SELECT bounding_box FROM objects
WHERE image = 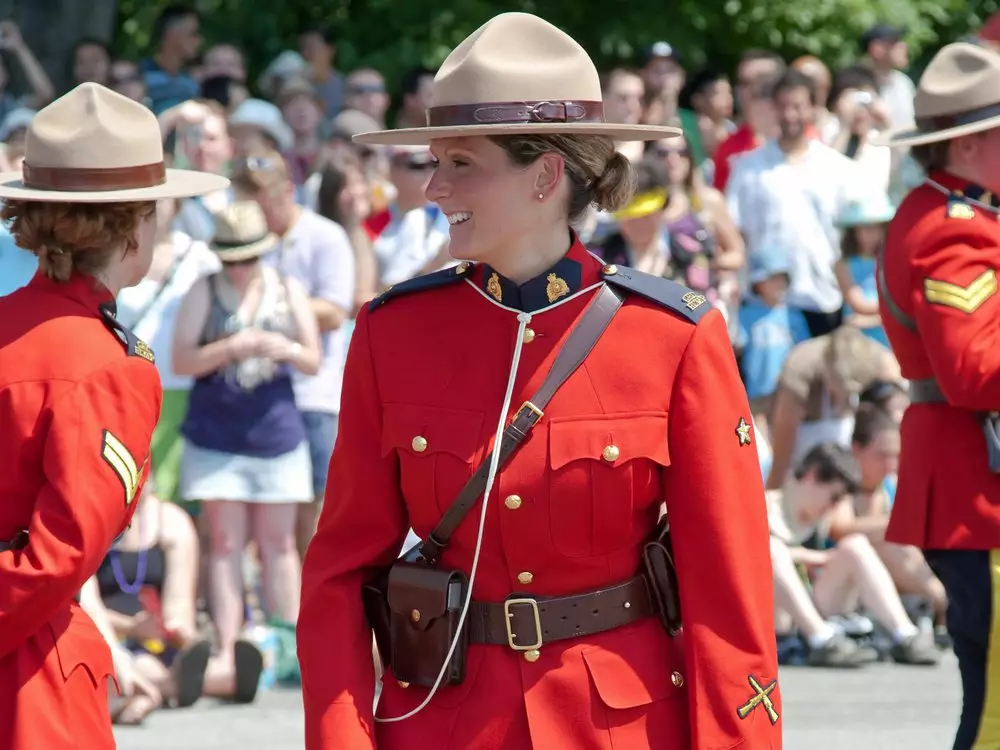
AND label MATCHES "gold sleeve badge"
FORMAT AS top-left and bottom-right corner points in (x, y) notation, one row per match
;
(101, 430), (140, 506)
(923, 269), (997, 314)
